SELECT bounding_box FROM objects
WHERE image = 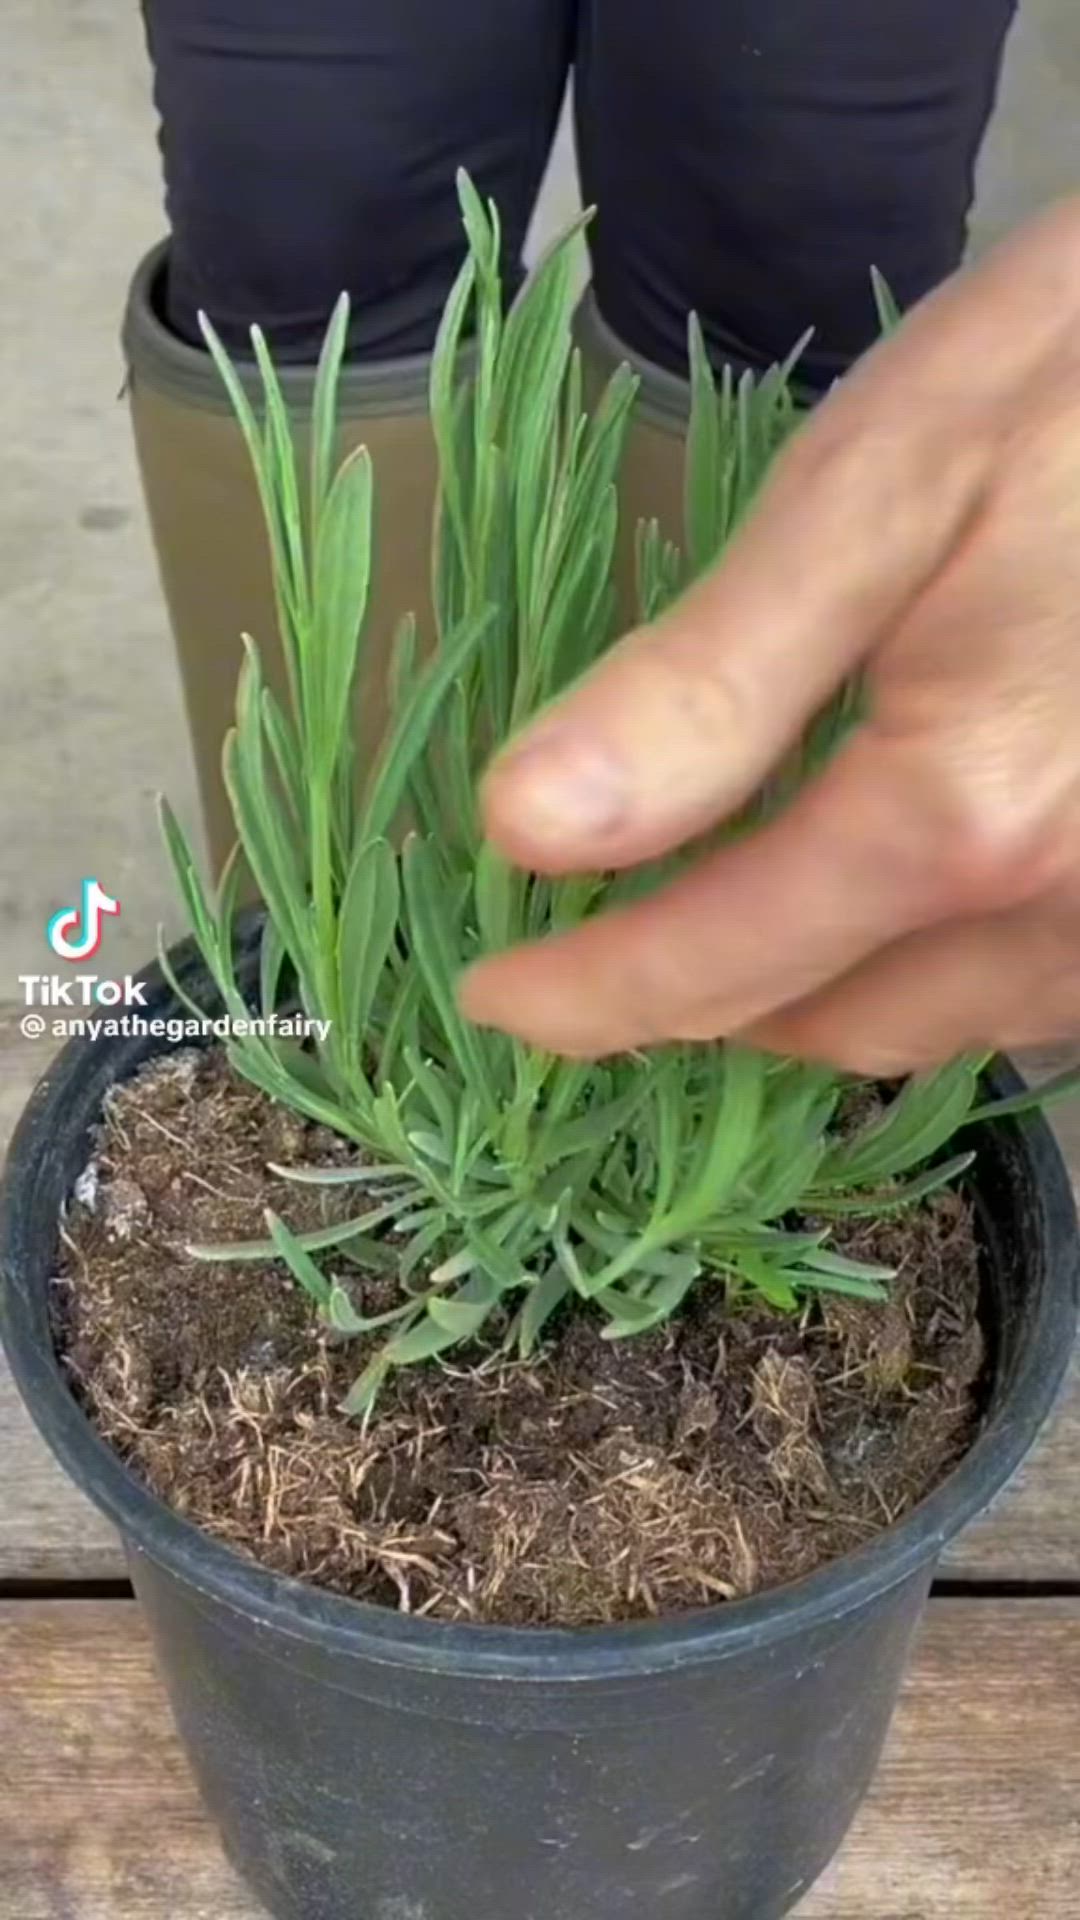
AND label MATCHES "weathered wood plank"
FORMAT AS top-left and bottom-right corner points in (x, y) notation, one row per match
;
(944, 1052), (1080, 1580)
(947, 1345), (1080, 1579)
(799, 1599), (1080, 1917)
(0, 1008), (57, 1155)
(0, 1011), (1077, 1583)
(0, 1600), (1076, 1918)
(0, 1600), (249, 1920)
(0, 1005), (122, 1578)
(0, 1362), (122, 1580)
